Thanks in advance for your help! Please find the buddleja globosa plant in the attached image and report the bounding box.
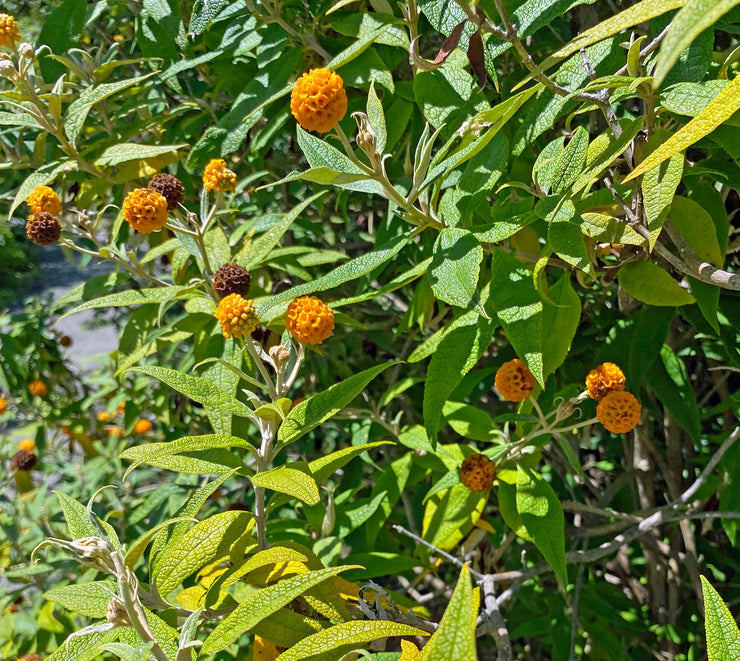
[1,0,740,659]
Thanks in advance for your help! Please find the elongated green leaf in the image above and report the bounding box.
[65,73,157,143]
[669,196,723,267]
[500,466,567,586]
[517,0,688,87]
[549,221,594,277]
[429,228,484,311]
[444,402,504,443]
[542,274,581,380]
[252,461,320,505]
[701,575,740,660]
[189,0,228,34]
[309,441,395,484]
[627,306,674,389]
[10,160,76,219]
[46,629,119,661]
[128,366,255,418]
[95,143,185,167]
[156,510,254,596]
[257,236,408,321]
[44,580,116,618]
[490,249,544,387]
[201,565,359,654]
[579,213,647,246]
[218,546,310,592]
[423,482,487,552]
[366,79,387,155]
[56,491,98,539]
[648,345,700,441]
[276,620,427,661]
[58,286,192,321]
[277,362,396,447]
[121,434,255,479]
[641,146,684,250]
[408,309,478,363]
[625,73,740,182]
[417,565,478,661]
[552,126,589,195]
[242,192,325,270]
[618,261,696,307]
[653,0,740,88]
[423,314,496,442]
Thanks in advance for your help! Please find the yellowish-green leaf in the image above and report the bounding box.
[251,461,320,505]
[201,565,360,654]
[618,261,696,306]
[625,73,740,182]
[44,581,116,618]
[417,565,479,661]
[669,196,724,267]
[579,213,647,246]
[275,620,428,661]
[156,511,254,596]
[423,483,487,552]
[701,575,740,661]
[653,0,740,88]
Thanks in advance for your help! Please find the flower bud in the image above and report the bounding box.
[106,597,131,627]
[0,59,16,78]
[19,42,34,60]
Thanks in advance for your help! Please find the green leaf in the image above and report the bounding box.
[429,228,484,311]
[189,0,228,34]
[444,402,504,443]
[216,546,311,593]
[276,620,427,661]
[423,482,487,551]
[653,0,740,88]
[549,221,594,278]
[641,147,684,250]
[201,565,359,654]
[56,491,98,539]
[627,306,674,388]
[257,236,408,322]
[490,249,544,387]
[552,126,589,195]
[417,565,478,661]
[252,461,320,506]
[661,81,736,120]
[0,111,42,128]
[242,192,326,270]
[648,345,701,441]
[618,261,696,307]
[44,580,116,618]
[156,510,254,596]
[701,575,740,661]
[46,629,119,661]
[408,309,477,364]
[277,362,396,447]
[423,314,496,442]
[309,441,395,484]
[669,196,723,267]
[625,73,740,182]
[121,434,255,479]
[58,286,194,321]
[10,160,76,220]
[542,274,582,381]
[95,143,185,167]
[65,73,157,143]
[128,366,255,418]
[366,79,387,155]
[500,466,567,586]
[579,213,647,247]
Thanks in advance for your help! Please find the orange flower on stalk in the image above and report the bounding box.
[460,453,496,492]
[134,419,152,434]
[28,380,47,397]
[122,188,168,234]
[494,358,537,402]
[215,293,259,340]
[285,296,334,346]
[290,68,347,133]
[203,158,237,193]
[0,14,19,46]
[586,362,626,400]
[27,185,62,215]
[596,391,641,433]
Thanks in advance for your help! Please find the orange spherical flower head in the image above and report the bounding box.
[122,188,169,234]
[26,212,61,246]
[203,158,237,193]
[27,185,62,215]
[97,410,111,423]
[495,358,537,402]
[290,68,348,133]
[28,379,47,397]
[215,293,259,339]
[134,419,152,434]
[108,426,124,438]
[11,449,37,471]
[0,14,20,47]
[285,296,335,346]
[148,173,184,210]
[586,362,626,400]
[0,397,7,414]
[18,439,35,453]
[213,262,251,299]
[460,453,496,492]
[596,391,641,434]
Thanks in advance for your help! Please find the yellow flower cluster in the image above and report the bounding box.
[586,362,625,400]
[28,379,47,397]
[290,68,347,133]
[494,358,536,402]
[215,293,259,339]
[122,188,169,234]
[0,14,19,47]
[460,453,496,492]
[203,158,237,193]
[285,296,334,346]
[27,185,62,215]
